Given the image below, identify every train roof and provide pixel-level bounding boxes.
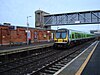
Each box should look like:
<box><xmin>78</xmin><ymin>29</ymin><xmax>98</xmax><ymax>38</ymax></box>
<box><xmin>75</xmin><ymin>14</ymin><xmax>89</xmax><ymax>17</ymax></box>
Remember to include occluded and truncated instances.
<box><xmin>58</xmin><ymin>28</ymin><xmax>68</xmax><ymax>30</ymax></box>
<box><xmin>57</xmin><ymin>28</ymin><xmax>94</xmax><ymax>35</ymax></box>
<box><xmin>57</xmin><ymin>28</ymin><xmax>83</xmax><ymax>32</ymax></box>
<box><xmin>56</xmin><ymin>28</ymin><xmax>69</xmax><ymax>32</ymax></box>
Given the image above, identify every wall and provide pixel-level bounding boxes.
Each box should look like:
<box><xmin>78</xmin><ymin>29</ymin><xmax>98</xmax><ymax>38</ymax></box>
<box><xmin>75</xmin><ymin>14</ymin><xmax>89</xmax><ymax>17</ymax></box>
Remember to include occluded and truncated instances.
<box><xmin>0</xmin><ymin>25</ymin><xmax>52</xmax><ymax>45</ymax></box>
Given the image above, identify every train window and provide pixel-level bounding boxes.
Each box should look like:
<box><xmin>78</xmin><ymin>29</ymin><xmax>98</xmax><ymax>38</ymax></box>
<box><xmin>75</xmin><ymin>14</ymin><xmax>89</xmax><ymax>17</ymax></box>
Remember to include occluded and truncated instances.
<box><xmin>56</xmin><ymin>32</ymin><xmax>60</xmax><ymax>38</ymax></box>
<box><xmin>72</xmin><ymin>34</ymin><xmax>74</xmax><ymax>39</ymax></box>
<box><xmin>75</xmin><ymin>33</ymin><xmax>78</xmax><ymax>38</ymax></box>
<box><xmin>62</xmin><ymin>32</ymin><xmax>66</xmax><ymax>39</ymax></box>
<box><xmin>78</xmin><ymin>34</ymin><xmax>80</xmax><ymax>38</ymax></box>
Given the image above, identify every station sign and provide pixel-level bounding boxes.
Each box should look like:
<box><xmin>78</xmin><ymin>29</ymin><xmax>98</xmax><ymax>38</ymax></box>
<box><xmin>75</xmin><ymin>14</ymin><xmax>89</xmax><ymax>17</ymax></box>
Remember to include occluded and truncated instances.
<box><xmin>75</xmin><ymin>21</ymin><xmax>81</xmax><ymax>23</ymax></box>
<box><xmin>25</xmin><ymin>30</ymin><xmax>31</xmax><ymax>39</ymax></box>
<box><xmin>9</xmin><ymin>26</ymin><xmax>17</xmax><ymax>30</ymax></box>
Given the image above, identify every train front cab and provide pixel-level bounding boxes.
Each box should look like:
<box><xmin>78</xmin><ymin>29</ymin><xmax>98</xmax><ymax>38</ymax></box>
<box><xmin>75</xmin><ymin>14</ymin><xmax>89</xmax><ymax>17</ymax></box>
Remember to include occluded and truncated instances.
<box><xmin>53</xmin><ymin>29</ymin><xmax>69</xmax><ymax>48</ymax></box>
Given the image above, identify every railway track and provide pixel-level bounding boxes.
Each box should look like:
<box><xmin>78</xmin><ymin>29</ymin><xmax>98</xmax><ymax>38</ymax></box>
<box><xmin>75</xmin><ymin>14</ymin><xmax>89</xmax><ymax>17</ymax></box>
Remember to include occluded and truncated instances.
<box><xmin>0</xmin><ymin>41</ymin><xmax>95</xmax><ymax>75</ymax></box>
<box><xmin>0</xmin><ymin>46</ymin><xmax>53</xmax><ymax>64</ymax></box>
<box><xmin>0</xmin><ymin>47</ymin><xmax>60</xmax><ymax>75</ymax></box>
<box><xmin>30</xmin><ymin>41</ymin><xmax>95</xmax><ymax>75</ymax></box>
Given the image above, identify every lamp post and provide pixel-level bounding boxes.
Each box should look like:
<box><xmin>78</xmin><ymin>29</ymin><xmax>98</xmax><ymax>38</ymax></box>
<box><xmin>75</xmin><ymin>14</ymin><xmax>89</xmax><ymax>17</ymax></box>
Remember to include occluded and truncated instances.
<box><xmin>27</xmin><ymin>16</ymin><xmax>31</xmax><ymax>45</ymax></box>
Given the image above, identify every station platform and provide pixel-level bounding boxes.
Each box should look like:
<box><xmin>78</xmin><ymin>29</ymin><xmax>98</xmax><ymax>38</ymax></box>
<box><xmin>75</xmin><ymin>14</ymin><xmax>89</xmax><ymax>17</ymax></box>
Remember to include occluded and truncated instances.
<box><xmin>81</xmin><ymin>41</ymin><xmax>100</xmax><ymax>75</ymax></box>
<box><xmin>54</xmin><ymin>41</ymin><xmax>99</xmax><ymax>75</ymax></box>
<box><xmin>0</xmin><ymin>41</ymin><xmax>54</xmax><ymax>56</ymax></box>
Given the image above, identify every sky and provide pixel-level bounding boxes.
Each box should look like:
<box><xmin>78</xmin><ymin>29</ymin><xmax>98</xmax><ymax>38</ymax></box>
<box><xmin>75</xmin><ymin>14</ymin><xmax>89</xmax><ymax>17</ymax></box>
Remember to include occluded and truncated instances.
<box><xmin>0</xmin><ymin>0</ymin><xmax>100</xmax><ymax>33</ymax></box>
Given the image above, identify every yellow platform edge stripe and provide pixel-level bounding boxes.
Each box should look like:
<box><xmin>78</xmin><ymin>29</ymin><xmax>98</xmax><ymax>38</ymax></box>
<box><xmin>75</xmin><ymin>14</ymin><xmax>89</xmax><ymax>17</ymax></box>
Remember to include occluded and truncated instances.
<box><xmin>75</xmin><ymin>41</ymin><xmax>99</xmax><ymax>75</ymax></box>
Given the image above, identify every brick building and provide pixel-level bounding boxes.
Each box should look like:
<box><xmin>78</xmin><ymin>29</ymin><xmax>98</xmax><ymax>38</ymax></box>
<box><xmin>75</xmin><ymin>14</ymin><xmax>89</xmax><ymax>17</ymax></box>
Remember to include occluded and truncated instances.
<box><xmin>0</xmin><ymin>25</ymin><xmax>52</xmax><ymax>45</ymax></box>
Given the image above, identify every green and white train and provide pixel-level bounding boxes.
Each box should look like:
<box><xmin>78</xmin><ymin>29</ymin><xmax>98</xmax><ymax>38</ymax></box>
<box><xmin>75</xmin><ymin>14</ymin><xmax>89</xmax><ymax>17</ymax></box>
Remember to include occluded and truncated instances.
<box><xmin>54</xmin><ymin>28</ymin><xmax>95</xmax><ymax>48</ymax></box>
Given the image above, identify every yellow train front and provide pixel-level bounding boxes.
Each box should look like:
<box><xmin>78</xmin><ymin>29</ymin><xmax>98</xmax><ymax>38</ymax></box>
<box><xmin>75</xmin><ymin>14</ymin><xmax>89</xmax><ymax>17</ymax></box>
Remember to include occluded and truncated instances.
<box><xmin>53</xmin><ymin>29</ymin><xmax>69</xmax><ymax>48</ymax></box>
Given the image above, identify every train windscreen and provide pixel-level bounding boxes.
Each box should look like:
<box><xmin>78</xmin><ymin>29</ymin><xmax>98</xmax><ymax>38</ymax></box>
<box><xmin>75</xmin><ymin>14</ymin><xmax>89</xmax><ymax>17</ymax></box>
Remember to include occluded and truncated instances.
<box><xmin>62</xmin><ymin>32</ymin><xmax>66</xmax><ymax>39</ymax></box>
<box><xmin>56</xmin><ymin>32</ymin><xmax>60</xmax><ymax>38</ymax></box>
<box><xmin>56</xmin><ymin>32</ymin><xmax>67</xmax><ymax>39</ymax></box>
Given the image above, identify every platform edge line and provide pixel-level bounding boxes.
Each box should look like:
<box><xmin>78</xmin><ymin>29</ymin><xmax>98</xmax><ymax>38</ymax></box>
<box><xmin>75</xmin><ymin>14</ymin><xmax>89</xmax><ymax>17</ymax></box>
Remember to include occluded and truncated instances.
<box><xmin>75</xmin><ymin>41</ymin><xmax>99</xmax><ymax>75</ymax></box>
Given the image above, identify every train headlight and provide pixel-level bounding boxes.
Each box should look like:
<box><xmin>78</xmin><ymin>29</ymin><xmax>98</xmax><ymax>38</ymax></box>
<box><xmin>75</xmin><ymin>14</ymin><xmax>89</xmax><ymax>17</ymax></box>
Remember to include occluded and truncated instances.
<box><xmin>65</xmin><ymin>40</ymin><xmax>67</xmax><ymax>42</ymax></box>
<box><xmin>63</xmin><ymin>40</ymin><xmax>67</xmax><ymax>42</ymax></box>
<box><xmin>54</xmin><ymin>40</ymin><xmax>57</xmax><ymax>42</ymax></box>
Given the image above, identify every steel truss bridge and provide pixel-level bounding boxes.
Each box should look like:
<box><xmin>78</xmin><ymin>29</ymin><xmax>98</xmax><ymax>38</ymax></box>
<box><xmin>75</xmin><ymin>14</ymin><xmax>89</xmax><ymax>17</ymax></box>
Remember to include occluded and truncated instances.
<box><xmin>43</xmin><ymin>10</ymin><xmax>100</xmax><ymax>26</ymax></box>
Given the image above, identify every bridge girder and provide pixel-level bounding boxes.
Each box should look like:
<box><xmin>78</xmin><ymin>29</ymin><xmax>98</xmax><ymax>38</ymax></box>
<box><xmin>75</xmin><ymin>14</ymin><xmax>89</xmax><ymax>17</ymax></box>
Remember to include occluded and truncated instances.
<box><xmin>43</xmin><ymin>10</ymin><xmax>100</xmax><ymax>26</ymax></box>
